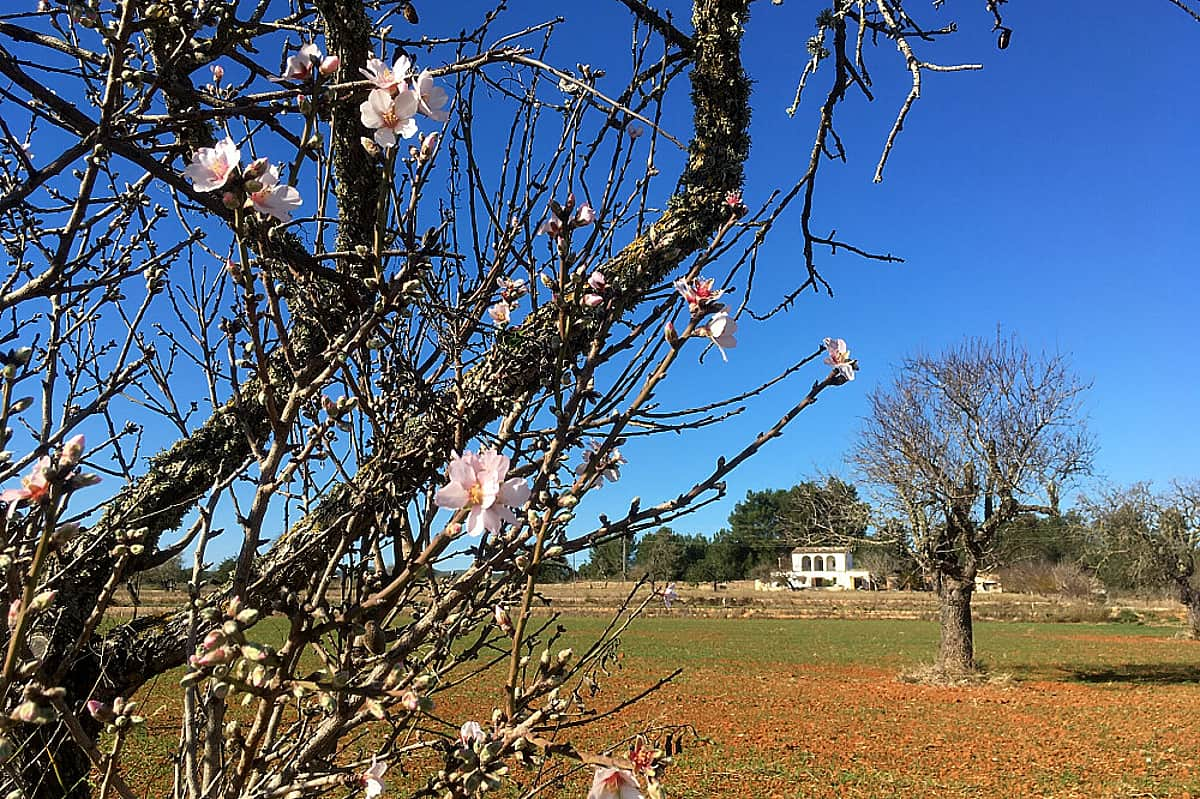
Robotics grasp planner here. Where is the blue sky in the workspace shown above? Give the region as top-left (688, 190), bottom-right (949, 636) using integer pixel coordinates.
top-left (9, 1), bottom-right (1194, 566)
top-left (516, 0), bottom-right (1200, 542)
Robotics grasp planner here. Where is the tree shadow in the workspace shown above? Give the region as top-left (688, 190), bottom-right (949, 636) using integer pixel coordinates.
top-left (1066, 663), bottom-right (1200, 685)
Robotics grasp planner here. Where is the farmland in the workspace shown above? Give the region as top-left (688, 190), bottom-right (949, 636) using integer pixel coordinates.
top-left (123, 591), bottom-right (1200, 799)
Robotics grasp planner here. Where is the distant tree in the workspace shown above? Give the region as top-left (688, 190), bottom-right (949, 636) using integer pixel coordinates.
top-left (141, 554), bottom-right (186, 591)
top-left (581, 533), bottom-right (635, 581)
top-left (854, 334), bottom-right (1093, 673)
top-left (537, 556), bottom-right (576, 584)
top-left (205, 556), bottom-right (238, 585)
top-left (727, 478), bottom-right (871, 572)
top-left (635, 527), bottom-right (684, 584)
top-left (779, 477), bottom-right (871, 546)
top-left (688, 529), bottom-right (752, 586)
top-left (992, 512), bottom-right (1087, 567)
top-left (1084, 482), bottom-right (1200, 637)
top-left (677, 534), bottom-right (711, 580)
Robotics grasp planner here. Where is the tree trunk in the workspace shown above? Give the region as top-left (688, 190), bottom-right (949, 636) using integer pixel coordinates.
top-left (936, 578), bottom-right (976, 673)
top-left (1181, 584), bottom-right (1200, 640)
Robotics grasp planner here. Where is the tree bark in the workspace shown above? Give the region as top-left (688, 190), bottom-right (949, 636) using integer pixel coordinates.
top-left (1180, 584), bottom-right (1200, 640)
top-left (936, 577), bottom-right (976, 673)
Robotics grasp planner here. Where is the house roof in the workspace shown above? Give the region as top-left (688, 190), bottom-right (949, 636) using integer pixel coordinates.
top-left (790, 546), bottom-right (851, 554)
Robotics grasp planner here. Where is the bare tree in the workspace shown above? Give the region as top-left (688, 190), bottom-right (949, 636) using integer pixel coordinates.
top-left (1084, 482), bottom-right (1200, 637)
top-left (853, 334), bottom-right (1094, 674)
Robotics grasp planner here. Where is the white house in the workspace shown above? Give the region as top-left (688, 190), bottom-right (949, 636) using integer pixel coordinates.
top-left (775, 546), bottom-right (876, 590)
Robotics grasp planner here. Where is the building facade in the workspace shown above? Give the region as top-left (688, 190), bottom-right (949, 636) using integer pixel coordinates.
top-left (776, 546), bottom-right (876, 590)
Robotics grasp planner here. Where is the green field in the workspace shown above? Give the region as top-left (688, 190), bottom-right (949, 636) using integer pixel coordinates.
top-left (124, 616), bottom-right (1200, 798)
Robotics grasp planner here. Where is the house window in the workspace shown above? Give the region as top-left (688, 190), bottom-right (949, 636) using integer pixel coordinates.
top-left (801, 555), bottom-right (811, 571)
top-left (827, 555), bottom-right (838, 571)
top-left (813, 556), bottom-right (824, 571)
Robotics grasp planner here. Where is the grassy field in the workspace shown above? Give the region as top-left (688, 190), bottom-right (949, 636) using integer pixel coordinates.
top-left (122, 612), bottom-right (1200, 799)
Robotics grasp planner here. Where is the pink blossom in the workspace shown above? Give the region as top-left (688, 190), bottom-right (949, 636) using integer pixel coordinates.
top-left (628, 741), bottom-right (655, 774)
top-left (318, 55), bottom-right (340, 76)
top-left (8, 599), bottom-right (21, 629)
top-left (284, 43), bottom-right (321, 80)
top-left (459, 720), bottom-right (486, 747)
top-left (433, 450), bottom-right (530, 536)
top-left (360, 87), bottom-right (419, 149)
top-left (704, 311), bottom-right (737, 361)
top-left (627, 124), bottom-right (644, 140)
top-left (822, 337), bottom-right (855, 382)
top-left (2, 456), bottom-right (52, 506)
top-left (574, 203), bottom-right (595, 226)
top-left (400, 691), bottom-right (420, 712)
top-left (183, 137), bottom-right (240, 192)
top-left (582, 271), bottom-right (606, 306)
top-left (362, 760), bottom-right (388, 799)
top-left (588, 767), bottom-right (642, 799)
top-left (244, 164), bottom-right (302, 222)
top-left (575, 441), bottom-right (625, 486)
top-left (724, 190), bottom-right (742, 208)
top-left (210, 63), bottom-right (224, 82)
top-left (499, 277), bottom-right (527, 302)
top-left (494, 605), bottom-right (514, 635)
top-left (673, 276), bottom-right (724, 314)
top-left (415, 69), bottom-right (450, 122)
top-left (360, 56), bottom-right (412, 94)
top-left (488, 300), bottom-right (512, 326)
top-left (537, 217), bottom-right (563, 238)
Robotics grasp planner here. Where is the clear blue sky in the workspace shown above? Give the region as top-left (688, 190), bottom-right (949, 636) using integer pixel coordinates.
top-left (12, 2), bottom-right (1193, 565)
top-left (479, 0), bottom-right (1200, 543)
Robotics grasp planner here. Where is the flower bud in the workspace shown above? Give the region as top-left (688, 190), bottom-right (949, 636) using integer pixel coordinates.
top-left (28, 591), bottom-right (55, 612)
top-left (10, 700), bottom-right (54, 725)
top-left (242, 157), bottom-right (269, 181)
top-left (210, 63), bottom-right (224, 82)
top-left (50, 522), bottom-right (80, 548)
top-left (494, 605), bottom-right (514, 635)
top-left (318, 55), bottom-right (340, 76)
top-left (419, 132), bottom-right (438, 161)
top-left (68, 473), bottom-right (101, 489)
top-left (60, 434), bottom-right (85, 467)
top-left (663, 321), bottom-right (680, 347)
top-left (360, 137), bottom-right (382, 158)
top-left (86, 699), bottom-right (115, 723)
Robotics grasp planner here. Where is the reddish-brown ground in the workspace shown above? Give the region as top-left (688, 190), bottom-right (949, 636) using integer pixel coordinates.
top-left (122, 611), bottom-right (1200, 798)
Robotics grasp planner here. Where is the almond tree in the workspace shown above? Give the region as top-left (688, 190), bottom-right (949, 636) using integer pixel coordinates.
top-left (1084, 482), bottom-right (1200, 638)
top-left (853, 334), bottom-right (1094, 674)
